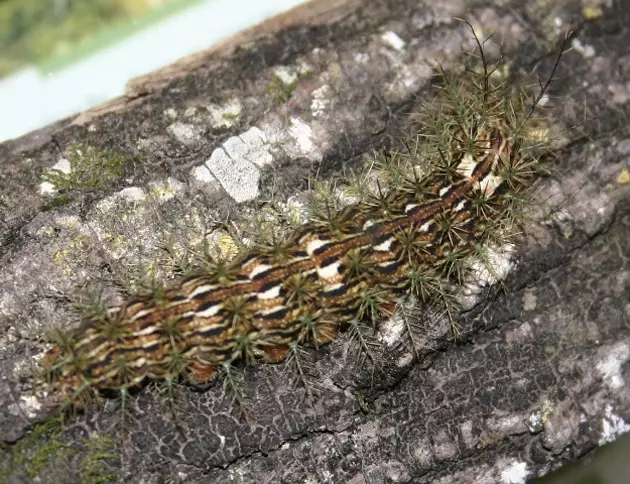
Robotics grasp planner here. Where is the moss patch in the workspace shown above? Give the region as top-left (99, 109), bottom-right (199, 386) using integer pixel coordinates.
top-left (266, 70), bottom-right (313, 105)
top-left (79, 435), bottom-right (117, 484)
top-left (1, 418), bottom-right (117, 484)
top-left (40, 193), bottom-right (73, 211)
top-left (41, 142), bottom-right (137, 194)
top-left (1, 418), bottom-right (74, 481)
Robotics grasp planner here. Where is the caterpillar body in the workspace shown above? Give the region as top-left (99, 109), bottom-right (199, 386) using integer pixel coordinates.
top-left (42, 28), bottom-right (561, 410)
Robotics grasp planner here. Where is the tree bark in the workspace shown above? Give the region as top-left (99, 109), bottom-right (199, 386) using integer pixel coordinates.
top-left (1, 0), bottom-right (629, 483)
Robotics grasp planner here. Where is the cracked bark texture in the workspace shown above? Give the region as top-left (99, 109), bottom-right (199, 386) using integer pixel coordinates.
top-left (1, 0), bottom-right (629, 483)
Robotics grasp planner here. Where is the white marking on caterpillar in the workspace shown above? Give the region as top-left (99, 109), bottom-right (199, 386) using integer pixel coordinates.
top-left (373, 237), bottom-right (394, 252)
top-left (418, 221), bottom-right (432, 232)
top-left (258, 285), bottom-right (281, 300)
top-left (249, 264), bottom-right (273, 279)
top-left (305, 238), bottom-right (328, 255)
top-left (261, 305), bottom-right (287, 317)
top-left (196, 304), bottom-right (222, 318)
top-left (130, 308), bottom-right (154, 322)
top-left (454, 200), bottom-right (466, 212)
top-left (439, 185), bottom-right (452, 197)
top-left (317, 261), bottom-right (342, 280)
top-left (189, 284), bottom-right (216, 298)
top-left (456, 153), bottom-right (477, 178)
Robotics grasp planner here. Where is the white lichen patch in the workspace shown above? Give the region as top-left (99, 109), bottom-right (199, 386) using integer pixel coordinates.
top-left (474, 244), bottom-right (516, 283)
top-left (522, 289), bottom-right (537, 311)
top-left (355, 421), bottom-right (381, 446)
top-left (167, 121), bottom-right (203, 146)
top-left (412, 437), bottom-right (434, 468)
top-left (378, 313), bottom-right (406, 347)
top-left (95, 186), bottom-right (145, 212)
top-left (206, 129), bottom-right (275, 200)
top-left (183, 106), bottom-right (198, 119)
top-left (596, 341), bottom-right (630, 390)
top-left (53, 214), bottom-right (81, 229)
top-left (498, 459), bottom-right (530, 484)
top-left (354, 52), bottom-right (370, 64)
top-left (205, 148), bottom-right (260, 203)
top-left (459, 420), bottom-right (475, 447)
top-left (383, 59), bottom-right (434, 102)
top-left (199, 126), bottom-right (272, 202)
top-left (527, 409), bottom-right (544, 433)
top-left (273, 65), bottom-right (300, 85)
top-left (39, 158), bottom-right (70, 195)
top-left (36, 225), bottom-right (56, 238)
top-left (259, 115), bottom-right (323, 162)
top-left (119, 186), bottom-right (147, 202)
top-left (396, 353), bottom-right (413, 367)
top-left (505, 322), bottom-right (535, 346)
top-left (8, 394), bottom-right (43, 420)
top-left (191, 164), bottom-right (218, 184)
top-left (381, 31), bottom-right (406, 51)
top-left (338, 180), bottom-right (371, 206)
top-left (148, 177), bottom-right (185, 202)
top-left (458, 243), bottom-right (516, 310)
top-left (599, 404), bottom-right (630, 445)
top-left (234, 127), bottom-right (273, 168)
top-left (163, 107), bottom-right (178, 120)
top-left (311, 85), bottom-right (332, 117)
top-left (488, 414), bottom-right (528, 436)
top-left (207, 98), bottom-right (243, 129)
top-left (549, 207), bottom-right (575, 239)
top-left (432, 429), bottom-right (457, 461)
top-left (288, 117), bottom-right (316, 154)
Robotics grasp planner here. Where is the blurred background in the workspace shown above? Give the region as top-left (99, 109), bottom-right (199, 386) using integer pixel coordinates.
top-left (0, 0), bottom-right (309, 142)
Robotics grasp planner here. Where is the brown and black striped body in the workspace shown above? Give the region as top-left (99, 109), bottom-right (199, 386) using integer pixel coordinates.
top-left (45, 125), bottom-right (525, 400)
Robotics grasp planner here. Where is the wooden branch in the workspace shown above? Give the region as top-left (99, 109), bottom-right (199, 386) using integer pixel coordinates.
top-left (1, 0), bottom-right (629, 483)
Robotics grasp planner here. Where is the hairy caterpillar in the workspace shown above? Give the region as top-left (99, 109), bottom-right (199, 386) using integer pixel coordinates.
top-left (41, 24), bottom-right (567, 412)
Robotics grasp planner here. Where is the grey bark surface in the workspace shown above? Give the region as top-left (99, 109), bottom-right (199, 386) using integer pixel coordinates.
top-left (1, 0), bottom-right (629, 483)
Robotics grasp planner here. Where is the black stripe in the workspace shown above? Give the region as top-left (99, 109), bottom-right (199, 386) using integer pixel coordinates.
top-left (374, 259), bottom-right (402, 274)
top-left (258, 278), bottom-right (282, 295)
top-left (261, 306), bottom-right (290, 321)
top-left (196, 324), bottom-right (228, 338)
top-left (320, 283), bottom-right (348, 298)
top-left (196, 300), bottom-right (221, 314)
top-left (312, 240), bottom-right (332, 256)
top-left (320, 255), bottom-right (342, 271)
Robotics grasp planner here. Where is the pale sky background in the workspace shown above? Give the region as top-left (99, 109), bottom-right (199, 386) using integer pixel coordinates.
top-left (0, 0), bottom-right (310, 143)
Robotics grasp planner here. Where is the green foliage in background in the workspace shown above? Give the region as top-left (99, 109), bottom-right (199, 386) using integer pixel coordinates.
top-left (0, 0), bottom-right (154, 77)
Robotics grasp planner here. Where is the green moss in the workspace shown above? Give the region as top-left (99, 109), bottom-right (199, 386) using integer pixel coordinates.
top-left (1, 418), bottom-right (117, 484)
top-left (40, 193), bottom-right (73, 211)
top-left (221, 112), bottom-right (240, 122)
top-left (79, 435), bottom-right (117, 484)
top-left (267, 75), bottom-right (296, 104)
top-left (41, 142), bottom-right (137, 194)
top-left (266, 70), bottom-right (312, 105)
top-left (5, 417), bottom-right (74, 480)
